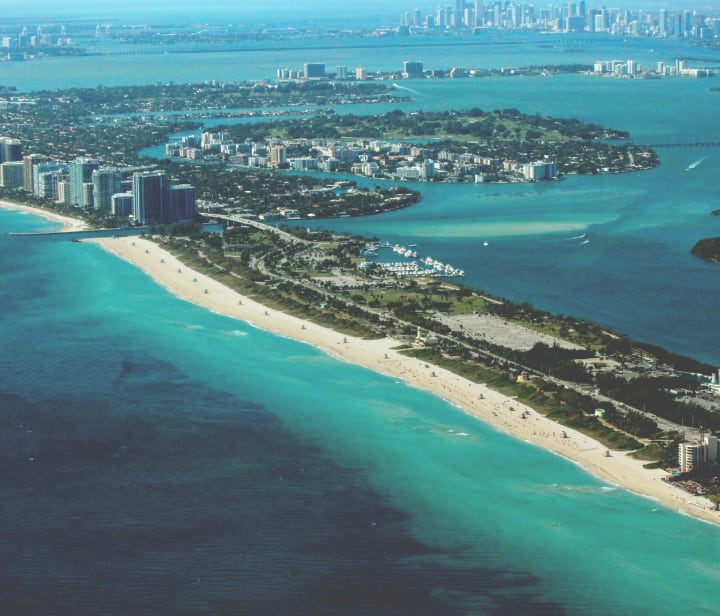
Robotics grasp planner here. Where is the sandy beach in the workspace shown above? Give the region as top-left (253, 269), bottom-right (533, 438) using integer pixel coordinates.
top-left (84, 234), bottom-right (720, 526)
top-left (0, 200), bottom-right (88, 232)
top-left (3, 198), bottom-right (715, 525)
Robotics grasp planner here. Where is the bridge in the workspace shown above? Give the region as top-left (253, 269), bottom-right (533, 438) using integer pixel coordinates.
top-left (201, 213), bottom-right (308, 245)
top-left (635, 141), bottom-right (720, 148)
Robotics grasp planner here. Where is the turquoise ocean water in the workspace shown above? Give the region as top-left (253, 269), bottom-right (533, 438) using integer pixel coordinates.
top-left (3, 31), bottom-right (720, 613)
top-left (3, 208), bottom-right (720, 615)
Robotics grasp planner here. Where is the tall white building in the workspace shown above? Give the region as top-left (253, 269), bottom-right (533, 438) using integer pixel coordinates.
top-left (678, 442), bottom-right (704, 473)
top-left (91, 167), bottom-right (122, 211)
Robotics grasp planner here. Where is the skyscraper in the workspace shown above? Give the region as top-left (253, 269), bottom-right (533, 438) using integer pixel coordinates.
top-left (33, 161), bottom-right (68, 196)
top-left (0, 137), bottom-right (22, 163)
top-left (167, 184), bottom-right (196, 221)
top-left (111, 193), bottom-right (134, 217)
top-left (23, 153), bottom-right (48, 192)
top-left (91, 167), bottom-right (122, 211)
top-left (475, 0), bottom-right (483, 26)
top-left (402, 60), bottom-right (424, 79)
top-left (303, 63), bottom-right (325, 79)
top-left (270, 145), bottom-right (287, 168)
top-left (69, 157), bottom-right (99, 207)
top-left (132, 170), bottom-right (167, 224)
top-left (0, 161), bottom-right (24, 188)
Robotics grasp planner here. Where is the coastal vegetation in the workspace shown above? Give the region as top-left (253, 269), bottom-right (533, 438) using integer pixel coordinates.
top-left (14, 81), bottom-right (405, 116)
top-left (132, 219), bottom-right (719, 469)
top-left (229, 107), bottom-right (631, 141)
top-left (0, 81), bottom-right (406, 167)
top-left (218, 108), bottom-right (658, 178)
top-left (155, 161), bottom-right (421, 218)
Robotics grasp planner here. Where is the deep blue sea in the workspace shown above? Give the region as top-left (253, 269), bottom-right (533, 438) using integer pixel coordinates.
top-left (3, 30), bottom-right (720, 614)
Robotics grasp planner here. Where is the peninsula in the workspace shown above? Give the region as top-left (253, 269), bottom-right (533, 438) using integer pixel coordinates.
top-left (4, 200), bottom-right (720, 528)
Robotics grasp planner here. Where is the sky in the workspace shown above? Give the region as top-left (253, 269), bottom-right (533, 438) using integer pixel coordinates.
top-left (6, 1), bottom-right (720, 22)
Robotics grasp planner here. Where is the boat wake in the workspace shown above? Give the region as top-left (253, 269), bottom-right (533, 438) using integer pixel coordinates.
top-left (686, 157), bottom-right (708, 171)
top-left (562, 233), bottom-right (589, 246)
top-left (393, 83), bottom-right (422, 97)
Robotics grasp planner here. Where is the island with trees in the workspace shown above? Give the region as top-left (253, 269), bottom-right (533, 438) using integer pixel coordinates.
top-left (691, 237), bottom-right (720, 263)
top-left (196, 108), bottom-right (659, 183)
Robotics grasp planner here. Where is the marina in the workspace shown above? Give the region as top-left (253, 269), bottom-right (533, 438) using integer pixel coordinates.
top-left (360, 242), bottom-right (465, 278)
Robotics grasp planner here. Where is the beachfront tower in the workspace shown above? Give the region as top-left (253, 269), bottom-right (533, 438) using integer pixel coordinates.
top-left (678, 442), bottom-right (705, 473)
top-left (69, 157), bottom-right (99, 207)
top-left (111, 192), bottom-right (134, 217)
top-left (23, 153), bottom-right (48, 192)
top-left (166, 184), bottom-right (196, 221)
top-left (91, 167), bottom-right (122, 211)
top-left (0, 137), bottom-right (22, 163)
top-left (132, 170), bottom-right (167, 224)
top-left (0, 161), bottom-right (25, 188)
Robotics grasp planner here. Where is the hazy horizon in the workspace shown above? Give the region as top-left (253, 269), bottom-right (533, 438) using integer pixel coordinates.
top-left (5, 1), bottom-right (720, 23)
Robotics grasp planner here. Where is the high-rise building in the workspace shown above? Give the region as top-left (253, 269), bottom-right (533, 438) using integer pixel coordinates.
top-left (270, 145), bottom-right (287, 168)
top-left (167, 184), bottom-right (196, 221)
top-left (303, 63), bottom-right (325, 79)
top-left (678, 442), bottom-right (704, 473)
top-left (69, 157), bottom-right (99, 207)
top-left (57, 180), bottom-right (70, 204)
top-left (111, 192), bottom-right (134, 217)
top-left (82, 182), bottom-right (95, 210)
top-left (91, 167), bottom-right (122, 211)
top-left (522, 161), bottom-right (557, 181)
top-left (0, 137), bottom-right (22, 163)
top-left (475, 0), bottom-right (483, 26)
top-left (594, 12), bottom-right (606, 32)
top-left (37, 170), bottom-right (68, 200)
top-left (131, 171), bottom-right (195, 224)
top-left (132, 170), bottom-right (167, 224)
top-left (402, 60), bottom-right (424, 79)
top-left (23, 153), bottom-right (48, 192)
top-left (33, 161), bottom-right (68, 196)
top-left (420, 160), bottom-right (435, 180)
top-left (0, 161), bottom-right (24, 188)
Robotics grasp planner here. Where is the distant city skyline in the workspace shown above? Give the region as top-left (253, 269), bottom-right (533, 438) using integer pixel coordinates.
top-left (8, 1), bottom-right (720, 21)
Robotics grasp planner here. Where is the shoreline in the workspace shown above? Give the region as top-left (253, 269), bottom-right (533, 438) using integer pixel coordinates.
top-left (3, 199), bottom-right (718, 526)
top-left (86, 234), bottom-right (720, 527)
top-left (0, 200), bottom-right (88, 232)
